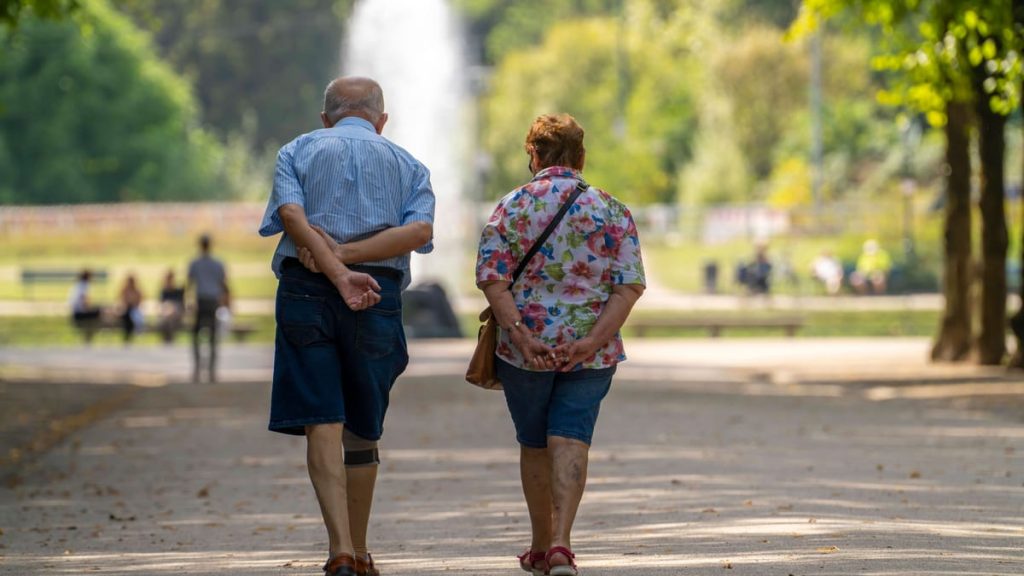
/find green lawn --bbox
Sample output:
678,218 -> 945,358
642,235 -> 946,296
1,225 -> 279,305
623,309 -> 939,338
0,315 -> 277,347
0,309 -> 938,348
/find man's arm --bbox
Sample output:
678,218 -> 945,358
278,203 -> 381,310
336,221 -> 432,264
298,222 -> 432,270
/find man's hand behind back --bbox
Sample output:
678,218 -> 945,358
334,271 -> 381,311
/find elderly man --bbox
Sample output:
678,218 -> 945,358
258,76 -> 435,576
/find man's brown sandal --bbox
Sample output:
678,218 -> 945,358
356,553 -> 380,576
324,553 -> 358,576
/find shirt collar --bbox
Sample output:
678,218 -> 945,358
531,166 -> 582,182
335,116 -> 376,132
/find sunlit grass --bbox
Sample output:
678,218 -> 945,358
0,225 -> 279,304
0,315 -> 277,347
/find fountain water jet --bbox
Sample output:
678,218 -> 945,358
343,0 -> 471,299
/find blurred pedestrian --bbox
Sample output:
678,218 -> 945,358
476,113 -> 645,576
69,268 -> 104,343
811,249 -> 844,295
850,239 -> 892,295
69,268 -> 102,322
738,243 -> 772,295
118,273 -> 143,345
157,269 -> 185,344
187,234 -> 228,383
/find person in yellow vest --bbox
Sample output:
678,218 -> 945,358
851,239 -> 892,295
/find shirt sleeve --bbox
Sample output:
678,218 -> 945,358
402,163 -> 436,254
610,206 -> 646,286
475,203 -> 514,287
258,139 -> 304,237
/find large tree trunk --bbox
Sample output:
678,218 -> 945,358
974,75 -> 1009,365
931,100 -> 973,362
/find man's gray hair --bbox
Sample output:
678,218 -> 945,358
323,78 -> 384,124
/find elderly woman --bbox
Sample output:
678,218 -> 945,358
476,114 -> 645,576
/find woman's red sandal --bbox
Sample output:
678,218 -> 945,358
545,546 -> 578,576
518,549 -> 547,576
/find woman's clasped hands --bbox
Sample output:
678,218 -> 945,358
510,327 -> 599,372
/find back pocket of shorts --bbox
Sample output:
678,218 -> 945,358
279,292 -> 330,348
355,307 -> 401,359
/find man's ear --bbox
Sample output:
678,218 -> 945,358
321,112 -> 333,128
374,113 -> 388,134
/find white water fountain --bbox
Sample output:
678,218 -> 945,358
343,0 -> 471,299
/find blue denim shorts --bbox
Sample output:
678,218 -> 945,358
496,358 -> 615,448
268,259 -> 408,439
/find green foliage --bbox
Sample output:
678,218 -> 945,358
720,0 -> 800,27
0,0 -> 230,204
0,0 -> 77,28
793,0 -> 1021,122
483,0 -> 701,204
112,0 -> 351,148
714,25 -> 809,181
453,0 -> 623,65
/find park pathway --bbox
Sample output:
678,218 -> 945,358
0,339 -> 1022,575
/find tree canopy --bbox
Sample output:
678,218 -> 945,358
0,0 -> 226,204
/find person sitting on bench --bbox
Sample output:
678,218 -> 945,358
69,268 -> 103,322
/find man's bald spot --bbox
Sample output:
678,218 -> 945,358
323,76 -> 385,125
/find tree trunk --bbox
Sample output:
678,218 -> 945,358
974,75 -> 1009,365
931,101 -> 973,362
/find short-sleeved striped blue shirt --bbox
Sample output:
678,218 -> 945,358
258,117 -> 435,290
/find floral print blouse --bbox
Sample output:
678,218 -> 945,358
476,166 -> 646,371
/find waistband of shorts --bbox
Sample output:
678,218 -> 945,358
281,257 -> 403,283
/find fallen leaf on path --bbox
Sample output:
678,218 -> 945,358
816,546 -> 839,553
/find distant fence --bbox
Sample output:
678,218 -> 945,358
0,202 -> 267,235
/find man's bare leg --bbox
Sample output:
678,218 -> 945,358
346,464 -> 377,558
548,436 -> 589,568
521,445 -> 554,553
306,423 -> 354,559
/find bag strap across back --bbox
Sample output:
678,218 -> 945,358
509,180 -> 587,288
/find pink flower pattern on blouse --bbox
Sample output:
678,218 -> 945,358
475,166 -> 646,371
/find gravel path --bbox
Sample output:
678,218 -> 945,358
0,340 -> 1022,575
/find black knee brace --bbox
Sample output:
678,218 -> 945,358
343,429 -> 380,467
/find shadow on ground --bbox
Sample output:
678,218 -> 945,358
0,370 -> 1022,575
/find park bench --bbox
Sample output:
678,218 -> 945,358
72,315 -> 257,343
21,268 -> 108,299
628,315 -> 804,338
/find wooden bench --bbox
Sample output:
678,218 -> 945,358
21,268 -> 107,298
628,316 -> 804,338
72,315 -> 257,343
